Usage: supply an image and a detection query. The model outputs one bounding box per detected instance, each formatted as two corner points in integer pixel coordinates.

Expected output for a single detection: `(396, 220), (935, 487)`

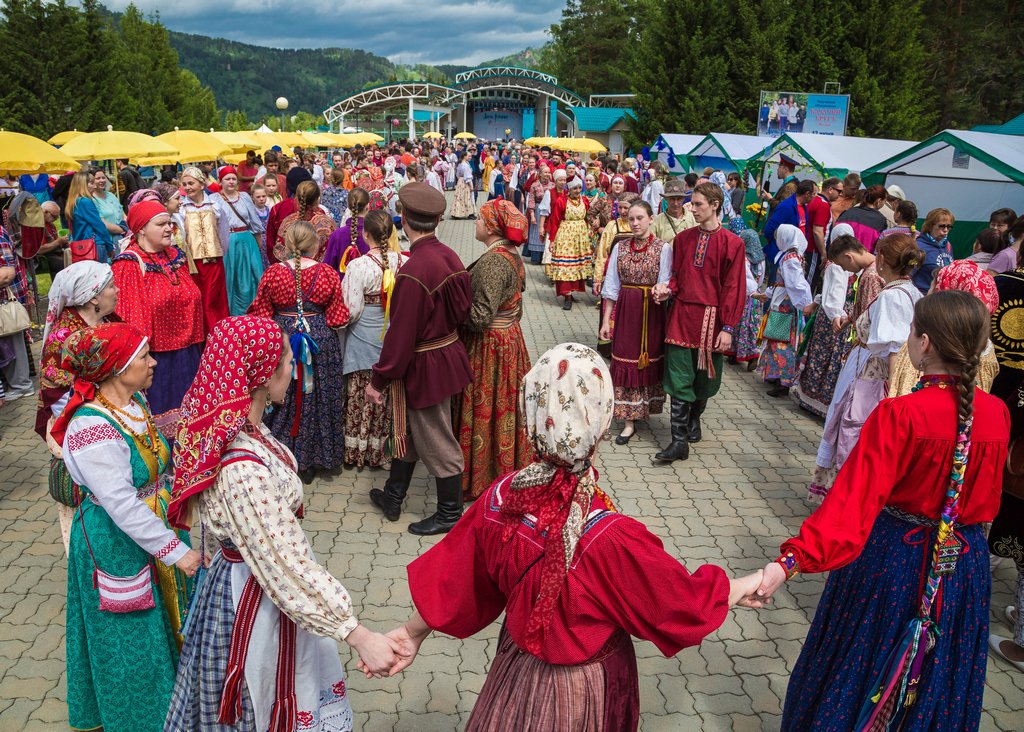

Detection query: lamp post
(276, 96), (289, 131)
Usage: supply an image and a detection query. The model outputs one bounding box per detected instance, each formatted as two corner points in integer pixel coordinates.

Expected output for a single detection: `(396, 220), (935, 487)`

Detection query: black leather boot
(408, 474), (464, 536)
(687, 399), (708, 443)
(654, 400), (691, 462)
(370, 459), (415, 522)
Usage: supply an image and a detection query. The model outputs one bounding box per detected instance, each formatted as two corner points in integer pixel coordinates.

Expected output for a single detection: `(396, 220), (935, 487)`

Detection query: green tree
(547, 0), (638, 95)
(223, 110), (251, 131)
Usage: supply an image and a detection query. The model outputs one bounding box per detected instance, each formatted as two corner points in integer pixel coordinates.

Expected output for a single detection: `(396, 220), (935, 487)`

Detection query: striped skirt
(466, 627), (639, 731)
(782, 509), (989, 731)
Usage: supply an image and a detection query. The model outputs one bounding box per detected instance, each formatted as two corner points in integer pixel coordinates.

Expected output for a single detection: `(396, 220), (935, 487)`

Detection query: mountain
(168, 32), (396, 121)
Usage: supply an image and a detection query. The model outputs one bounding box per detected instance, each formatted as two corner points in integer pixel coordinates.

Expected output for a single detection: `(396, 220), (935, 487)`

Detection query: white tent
(863, 130), (1024, 254)
(686, 133), (772, 175)
(754, 133), (917, 181)
(650, 133), (704, 174)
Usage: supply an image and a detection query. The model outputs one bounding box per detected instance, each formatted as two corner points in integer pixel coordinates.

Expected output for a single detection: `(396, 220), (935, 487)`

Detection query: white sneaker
(989, 634), (1024, 672)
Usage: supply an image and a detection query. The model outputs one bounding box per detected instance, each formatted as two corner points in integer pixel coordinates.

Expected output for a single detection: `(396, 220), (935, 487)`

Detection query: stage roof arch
(323, 82), (463, 125)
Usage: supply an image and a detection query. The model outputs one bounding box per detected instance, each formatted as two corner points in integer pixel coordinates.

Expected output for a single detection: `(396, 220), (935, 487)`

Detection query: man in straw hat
(365, 182), (473, 535)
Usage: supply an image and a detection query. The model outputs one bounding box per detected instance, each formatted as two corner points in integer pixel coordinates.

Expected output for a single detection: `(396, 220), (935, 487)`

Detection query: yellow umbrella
(47, 130), (84, 146)
(421, 132), (443, 140)
(59, 125), (178, 161)
(524, 136), (556, 147)
(551, 137), (608, 154)
(301, 131), (349, 148)
(135, 128), (232, 166)
(0, 130), (81, 174)
(210, 130), (263, 152)
(454, 132), (478, 140)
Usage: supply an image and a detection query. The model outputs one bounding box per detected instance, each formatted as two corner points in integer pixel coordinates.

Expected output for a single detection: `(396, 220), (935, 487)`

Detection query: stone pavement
(0, 202), (1021, 730)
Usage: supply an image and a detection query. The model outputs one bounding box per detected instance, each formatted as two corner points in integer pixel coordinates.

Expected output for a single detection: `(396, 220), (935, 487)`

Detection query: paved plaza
(0, 207), (1021, 730)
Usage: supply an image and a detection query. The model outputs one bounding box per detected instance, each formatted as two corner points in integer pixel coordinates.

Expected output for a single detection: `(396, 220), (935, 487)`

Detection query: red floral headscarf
(479, 199), (528, 243)
(50, 322), (148, 445)
(934, 260), (999, 314)
(168, 316), (284, 530)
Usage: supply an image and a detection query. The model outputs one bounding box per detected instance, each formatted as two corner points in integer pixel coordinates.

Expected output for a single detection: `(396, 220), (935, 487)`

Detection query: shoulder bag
(0, 287), (31, 337)
(78, 504), (156, 614)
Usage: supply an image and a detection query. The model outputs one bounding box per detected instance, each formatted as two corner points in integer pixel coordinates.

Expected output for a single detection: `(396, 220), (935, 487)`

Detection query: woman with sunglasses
(912, 208), (956, 294)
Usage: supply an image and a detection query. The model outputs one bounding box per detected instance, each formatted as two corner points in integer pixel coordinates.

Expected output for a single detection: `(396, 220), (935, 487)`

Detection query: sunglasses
(937, 223), (953, 230)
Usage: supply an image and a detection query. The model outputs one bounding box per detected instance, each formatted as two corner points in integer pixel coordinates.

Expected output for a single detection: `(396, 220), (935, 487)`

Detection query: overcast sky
(102, 1), (563, 65)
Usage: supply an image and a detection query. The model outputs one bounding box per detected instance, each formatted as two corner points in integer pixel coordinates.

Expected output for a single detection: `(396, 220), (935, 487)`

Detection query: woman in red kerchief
(165, 316), (397, 732)
(455, 199), (533, 501)
(379, 344), (762, 730)
(56, 322), (200, 732)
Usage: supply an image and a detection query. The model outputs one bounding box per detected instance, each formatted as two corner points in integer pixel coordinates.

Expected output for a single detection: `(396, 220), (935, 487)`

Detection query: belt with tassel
(622, 285), (652, 369)
(389, 332), (460, 458)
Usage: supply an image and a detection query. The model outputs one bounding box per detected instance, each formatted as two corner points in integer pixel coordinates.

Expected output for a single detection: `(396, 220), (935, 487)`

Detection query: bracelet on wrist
(776, 550), (800, 580)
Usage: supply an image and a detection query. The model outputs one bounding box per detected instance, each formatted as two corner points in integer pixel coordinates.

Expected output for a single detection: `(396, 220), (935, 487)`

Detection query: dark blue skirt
(147, 343), (202, 418)
(783, 510), (989, 731)
(265, 312), (346, 471)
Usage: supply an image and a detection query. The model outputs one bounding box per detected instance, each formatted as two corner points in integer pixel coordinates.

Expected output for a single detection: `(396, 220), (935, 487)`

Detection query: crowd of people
(0, 133), (1022, 731)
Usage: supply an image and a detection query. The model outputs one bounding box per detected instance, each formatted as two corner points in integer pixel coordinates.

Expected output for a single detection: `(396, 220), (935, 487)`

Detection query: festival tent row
(863, 130), (1024, 256)
(685, 133), (772, 176)
(752, 133), (917, 181)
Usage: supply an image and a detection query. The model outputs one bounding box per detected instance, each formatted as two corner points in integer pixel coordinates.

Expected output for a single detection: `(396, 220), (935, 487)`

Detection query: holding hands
(651, 282), (671, 304)
(346, 624), (400, 679)
(353, 612), (432, 679)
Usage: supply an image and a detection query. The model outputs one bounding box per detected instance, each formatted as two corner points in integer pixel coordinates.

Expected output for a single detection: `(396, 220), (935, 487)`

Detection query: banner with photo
(757, 92), (850, 137)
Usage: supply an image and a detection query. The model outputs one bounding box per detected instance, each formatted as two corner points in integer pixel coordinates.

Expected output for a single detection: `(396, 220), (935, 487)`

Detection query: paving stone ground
(0, 198), (1021, 730)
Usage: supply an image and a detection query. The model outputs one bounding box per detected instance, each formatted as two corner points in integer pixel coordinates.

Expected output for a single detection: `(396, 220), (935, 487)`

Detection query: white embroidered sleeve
(63, 416), (188, 565)
(203, 459), (360, 642)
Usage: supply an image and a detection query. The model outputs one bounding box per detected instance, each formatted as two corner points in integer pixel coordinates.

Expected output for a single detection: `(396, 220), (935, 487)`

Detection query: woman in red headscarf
(112, 200), (205, 426)
(165, 316), (397, 732)
(378, 344), (762, 730)
(454, 199), (533, 500)
(55, 322), (200, 732)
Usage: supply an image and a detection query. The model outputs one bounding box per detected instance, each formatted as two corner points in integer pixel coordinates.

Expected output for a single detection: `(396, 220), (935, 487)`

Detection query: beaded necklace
(629, 233), (653, 254)
(94, 392), (163, 461)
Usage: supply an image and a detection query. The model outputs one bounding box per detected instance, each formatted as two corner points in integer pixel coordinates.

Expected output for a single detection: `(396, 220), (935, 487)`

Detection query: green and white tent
(863, 130), (1024, 256)
(753, 132), (917, 181)
(651, 134), (704, 174)
(685, 133), (772, 177)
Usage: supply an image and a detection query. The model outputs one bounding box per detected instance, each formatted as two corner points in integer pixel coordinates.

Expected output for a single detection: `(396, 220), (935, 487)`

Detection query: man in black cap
(761, 153), (800, 210)
(366, 182), (474, 535)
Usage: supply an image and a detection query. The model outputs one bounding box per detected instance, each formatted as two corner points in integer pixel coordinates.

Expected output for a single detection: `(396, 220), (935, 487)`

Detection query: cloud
(99, 0), (563, 65)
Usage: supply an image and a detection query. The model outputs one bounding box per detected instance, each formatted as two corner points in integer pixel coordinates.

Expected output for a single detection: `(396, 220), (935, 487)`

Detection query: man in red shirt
(366, 183), (473, 535)
(806, 177), (842, 269)
(236, 150), (259, 194)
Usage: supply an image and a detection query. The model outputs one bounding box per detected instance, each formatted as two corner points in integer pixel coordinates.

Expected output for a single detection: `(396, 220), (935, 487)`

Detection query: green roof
(569, 107), (635, 132)
(972, 111), (1024, 136)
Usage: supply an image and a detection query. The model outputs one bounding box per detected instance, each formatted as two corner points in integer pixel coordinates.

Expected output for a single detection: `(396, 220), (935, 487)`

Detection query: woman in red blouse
(756, 290), (1009, 731)
(365, 343), (762, 731)
(112, 200), (204, 424)
(249, 220), (348, 483)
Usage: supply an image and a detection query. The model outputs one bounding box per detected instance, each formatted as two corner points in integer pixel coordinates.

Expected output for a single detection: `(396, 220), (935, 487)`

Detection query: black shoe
(370, 460), (416, 522)
(767, 385), (790, 398)
(614, 429), (634, 445)
(408, 474), (464, 535)
(298, 466), (318, 485)
(727, 355), (738, 365)
(687, 399), (708, 443)
(562, 298), (573, 311)
(654, 400), (691, 462)
(746, 359), (759, 372)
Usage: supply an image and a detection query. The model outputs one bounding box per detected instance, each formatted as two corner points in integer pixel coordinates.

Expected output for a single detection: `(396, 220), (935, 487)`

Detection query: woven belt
(229, 226), (248, 233)
(390, 331), (460, 458)
(488, 306), (521, 330)
(221, 544), (244, 563)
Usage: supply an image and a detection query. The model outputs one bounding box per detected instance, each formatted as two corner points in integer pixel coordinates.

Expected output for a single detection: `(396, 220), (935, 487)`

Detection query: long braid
(298, 190), (308, 221)
(958, 350), (980, 425)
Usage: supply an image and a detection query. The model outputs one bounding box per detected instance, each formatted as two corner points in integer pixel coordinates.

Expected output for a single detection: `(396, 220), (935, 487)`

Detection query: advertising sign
(757, 91), (850, 137)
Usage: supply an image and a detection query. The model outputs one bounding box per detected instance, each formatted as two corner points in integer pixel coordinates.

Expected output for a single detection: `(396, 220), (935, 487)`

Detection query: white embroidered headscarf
(42, 261), (113, 343)
(774, 223), (808, 263)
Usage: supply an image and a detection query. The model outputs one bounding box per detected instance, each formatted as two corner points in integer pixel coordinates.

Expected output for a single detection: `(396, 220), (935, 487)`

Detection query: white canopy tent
(650, 133), (704, 174)
(863, 130), (1024, 254)
(685, 133), (772, 176)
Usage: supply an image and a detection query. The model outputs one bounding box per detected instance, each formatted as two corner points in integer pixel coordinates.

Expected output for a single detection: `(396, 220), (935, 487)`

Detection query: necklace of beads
(95, 392), (163, 460)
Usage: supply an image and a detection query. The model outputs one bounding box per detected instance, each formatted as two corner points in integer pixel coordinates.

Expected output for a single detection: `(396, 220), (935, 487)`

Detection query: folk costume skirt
(791, 314), (853, 418)
(452, 179), (476, 219)
(466, 626), (639, 732)
(456, 322), (532, 500)
(224, 230), (266, 316)
(266, 311), (346, 471)
(610, 285), (666, 421)
(146, 343), (202, 422)
(782, 510), (989, 731)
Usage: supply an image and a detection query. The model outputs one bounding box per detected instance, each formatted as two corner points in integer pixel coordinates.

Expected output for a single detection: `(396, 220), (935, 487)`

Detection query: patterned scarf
(168, 316), (283, 530)
(499, 343), (614, 655)
(479, 199), (528, 243)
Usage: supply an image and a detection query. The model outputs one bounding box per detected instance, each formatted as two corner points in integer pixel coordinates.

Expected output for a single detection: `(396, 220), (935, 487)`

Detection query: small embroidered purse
(78, 505), (156, 614)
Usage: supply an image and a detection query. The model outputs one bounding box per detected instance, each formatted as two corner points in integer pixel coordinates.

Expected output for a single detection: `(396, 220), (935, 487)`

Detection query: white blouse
(197, 427), (360, 642)
(63, 400), (189, 565)
(865, 280), (923, 357)
(769, 254), (813, 311)
(818, 262), (850, 321)
(341, 250), (405, 323)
